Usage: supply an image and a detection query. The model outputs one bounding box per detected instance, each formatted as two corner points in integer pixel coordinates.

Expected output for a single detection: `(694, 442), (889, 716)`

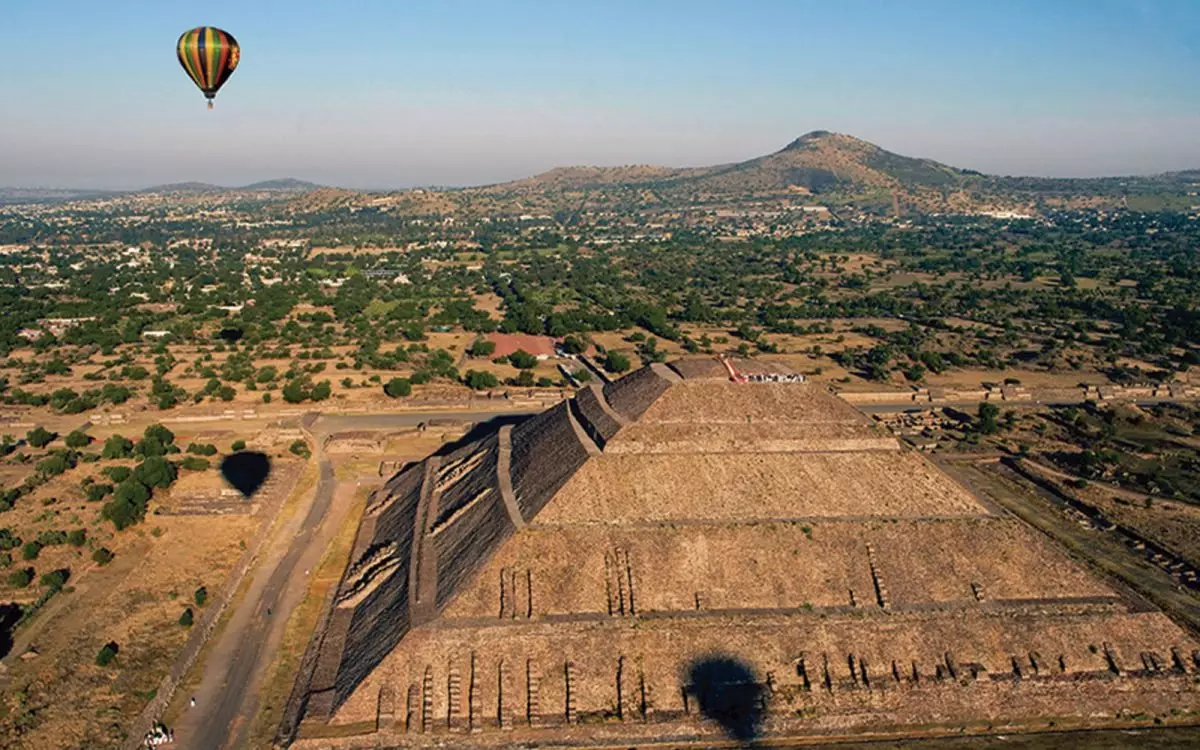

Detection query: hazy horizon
(3, 0), (1198, 191)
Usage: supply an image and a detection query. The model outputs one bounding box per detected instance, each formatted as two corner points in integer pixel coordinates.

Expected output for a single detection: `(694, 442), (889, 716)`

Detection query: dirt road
(169, 407), (538, 749)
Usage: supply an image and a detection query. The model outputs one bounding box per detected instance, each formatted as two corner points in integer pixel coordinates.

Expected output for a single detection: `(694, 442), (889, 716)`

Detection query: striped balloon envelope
(176, 27), (240, 109)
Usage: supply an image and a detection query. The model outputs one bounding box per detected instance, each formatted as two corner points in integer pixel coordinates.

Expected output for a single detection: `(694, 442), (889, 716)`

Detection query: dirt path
(164, 407), (536, 749)
(173, 460), (336, 750)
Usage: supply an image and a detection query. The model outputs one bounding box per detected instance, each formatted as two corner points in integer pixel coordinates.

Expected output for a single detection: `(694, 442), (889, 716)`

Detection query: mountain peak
(779, 130), (866, 152)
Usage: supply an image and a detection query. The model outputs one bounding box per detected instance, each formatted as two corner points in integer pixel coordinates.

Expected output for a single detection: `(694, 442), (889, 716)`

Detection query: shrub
(194, 586), (207, 606)
(310, 380), (331, 401)
(65, 430), (91, 449)
(281, 378), (309, 404)
(0, 528), (20, 551)
(7, 568), (33, 588)
(186, 443), (218, 456)
(21, 541), (42, 560)
(508, 350), (538, 370)
(26, 426), (55, 449)
(469, 340), (496, 357)
(231, 440), (246, 452)
(133, 456), (177, 489)
(289, 440), (311, 459)
(92, 547), (115, 566)
(463, 370), (499, 390)
(40, 568), (69, 590)
(102, 480), (151, 530)
(67, 529), (86, 547)
(101, 465), (131, 483)
(383, 378), (412, 398)
(95, 642), (119, 667)
(603, 350), (631, 374)
(179, 608), (194, 627)
(0, 552), (11, 568)
(101, 435), (134, 460)
(560, 335), (587, 355)
(180, 456), (210, 471)
(143, 424), (174, 447)
(36, 454), (70, 477)
(35, 530), (67, 546)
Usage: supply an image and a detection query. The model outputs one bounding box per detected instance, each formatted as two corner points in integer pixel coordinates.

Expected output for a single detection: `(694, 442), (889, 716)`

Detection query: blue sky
(2, 0), (1198, 188)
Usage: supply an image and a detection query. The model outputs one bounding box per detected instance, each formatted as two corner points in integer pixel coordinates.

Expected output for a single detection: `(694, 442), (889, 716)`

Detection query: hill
(240, 178), (324, 192)
(480, 130), (1197, 214)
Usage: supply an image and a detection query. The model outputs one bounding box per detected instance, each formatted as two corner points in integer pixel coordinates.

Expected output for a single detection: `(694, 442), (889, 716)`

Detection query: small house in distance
(486, 333), (557, 360)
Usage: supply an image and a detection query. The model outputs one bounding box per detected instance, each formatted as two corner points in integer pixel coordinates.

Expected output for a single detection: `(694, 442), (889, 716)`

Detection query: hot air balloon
(176, 27), (240, 109)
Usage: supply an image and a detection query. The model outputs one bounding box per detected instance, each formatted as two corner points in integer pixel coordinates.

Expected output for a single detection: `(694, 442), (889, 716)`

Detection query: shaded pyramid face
(296, 361), (1200, 746)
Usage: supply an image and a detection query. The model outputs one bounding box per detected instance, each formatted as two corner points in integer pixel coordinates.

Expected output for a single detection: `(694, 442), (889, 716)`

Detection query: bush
(65, 430), (91, 449)
(36, 454), (71, 477)
(311, 380), (332, 401)
(0, 552), (11, 568)
(133, 456), (177, 489)
(604, 350), (631, 374)
(143, 424), (175, 447)
(21, 541), (42, 561)
(95, 642), (119, 667)
(40, 568), (69, 590)
(383, 377), (412, 398)
(26, 426), (55, 449)
(101, 465), (131, 483)
(179, 608), (194, 627)
(231, 440), (246, 452)
(102, 480), (151, 530)
(561, 335), (587, 355)
(469, 340), (496, 357)
(92, 547), (115, 566)
(289, 440), (311, 459)
(281, 378), (309, 404)
(180, 456), (210, 471)
(463, 370), (499, 390)
(35, 530), (67, 546)
(0, 528), (21, 551)
(508, 350), (538, 370)
(186, 443), (218, 456)
(194, 586), (207, 606)
(67, 529), (86, 547)
(101, 435), (134, 460)
(7, 567), (33, 588)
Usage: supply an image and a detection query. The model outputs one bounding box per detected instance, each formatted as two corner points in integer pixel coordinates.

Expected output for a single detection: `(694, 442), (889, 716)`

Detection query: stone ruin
(288, 360), (1200, 747)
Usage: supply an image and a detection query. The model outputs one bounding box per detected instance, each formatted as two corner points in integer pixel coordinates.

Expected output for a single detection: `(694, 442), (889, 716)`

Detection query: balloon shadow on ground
(220, 451), (271, 498)
(0, 603), (23, 659)
(218, 327), (243, 343)
(685, 655), (765, 745)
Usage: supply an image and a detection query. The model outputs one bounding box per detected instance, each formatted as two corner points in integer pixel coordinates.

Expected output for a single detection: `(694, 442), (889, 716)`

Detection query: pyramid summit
(292, 360), (1199, 746)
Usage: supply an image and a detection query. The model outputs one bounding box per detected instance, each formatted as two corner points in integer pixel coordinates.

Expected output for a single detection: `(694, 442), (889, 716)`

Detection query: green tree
(180, 456), (210, 471)
(560, 335), (587, 355)
(101, 465), (131, 482)
(133, 456), (177, 489)
(26, 426), (55, 449)
(289, 440), (311, 458)
(143, 424), (175, 447)
(40, 568), (68, 590)
(282, 378), (309, 404)
(604, 350), (631, 374)
(231, 440), (246, 452)
(508, 350), (538, 369)
(67, 529), (86, 547)
(64, 430), (91, 449)
(36, 454), (70, 477)
(21, 541), (41, 560)
(95, 642), (119, 667)
(179, 608), (194, 627)
(384, 377), (412, 398)
(101, 435), (134, 460)
(310, 380), (332, 401)
(92, 547), (115, 566)
(102, 480), (151, 530)
(977, 402), (1001, 435)
(469, 339), (496, 358)
(7, 568), (32, 588)
(194, 586), (208, 606)
(464, 370), (499, 390)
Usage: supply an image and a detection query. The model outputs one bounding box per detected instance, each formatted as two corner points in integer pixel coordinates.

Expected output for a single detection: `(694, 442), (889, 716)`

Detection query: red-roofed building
(486, 333), (558, 360)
